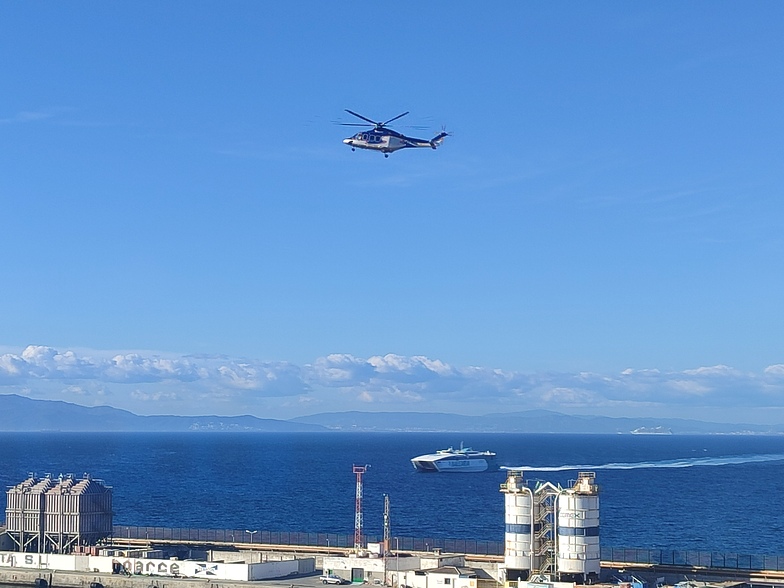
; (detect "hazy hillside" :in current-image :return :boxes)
[0,394,327,432]
[3,394,782,434]
[292,409,784,434]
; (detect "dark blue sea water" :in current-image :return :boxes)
[3,433,784,556]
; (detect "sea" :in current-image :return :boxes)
[2,432,784,557]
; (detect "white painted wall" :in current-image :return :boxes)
[89,555,251,580]
[248,559,300,580]
[391,569,479,588]
[0,552,84,571]
[0,550,311,581]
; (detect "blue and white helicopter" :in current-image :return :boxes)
[341,109,448,158]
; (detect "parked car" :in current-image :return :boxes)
[320,575,348,585]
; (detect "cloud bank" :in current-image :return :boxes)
[1,346,784,422]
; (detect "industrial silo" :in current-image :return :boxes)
[5,475,54,552]
[500,470,534,581]
[556,472,600,583]
[43,474,113,553]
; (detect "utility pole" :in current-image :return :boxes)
[383,494,390,585]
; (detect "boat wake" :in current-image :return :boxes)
[502,452,784,471]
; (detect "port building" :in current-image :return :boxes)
[5,474,113,553]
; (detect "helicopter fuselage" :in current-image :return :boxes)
[341,109,447,157]
[343,129,434,155]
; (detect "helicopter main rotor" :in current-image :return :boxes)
[342,109,409,130]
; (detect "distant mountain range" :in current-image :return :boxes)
[2,394,782,434]
[0,394,326,432]
[291,410,784,434]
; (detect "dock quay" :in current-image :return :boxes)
[2,542,784,588]
[3,470,783,588]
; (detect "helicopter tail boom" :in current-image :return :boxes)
[429,131,448,149]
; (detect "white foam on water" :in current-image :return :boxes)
[501,452,784,471]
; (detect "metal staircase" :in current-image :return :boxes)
[533,483,560,577]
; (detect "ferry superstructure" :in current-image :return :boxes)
[411,444,498,473]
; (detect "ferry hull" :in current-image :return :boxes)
[411,448,498,473]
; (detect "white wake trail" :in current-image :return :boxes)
[502,453,784,472]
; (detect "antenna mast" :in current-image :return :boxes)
[383,493,390,551]
[353,465,368,552]
[383,493,390,584]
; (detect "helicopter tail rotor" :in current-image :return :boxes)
[429,127,450,149]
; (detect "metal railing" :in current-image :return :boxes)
[112,526,784,572]
[600,546,784,573]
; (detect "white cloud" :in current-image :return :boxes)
[309,353,382,385]
[62,385,84,395]
[18,346,100,379]
[0,346,307,405]
[130,389,181,402]
[304,355,784,413]
[0,110,55,124]
[368,354,454,378]
[665,379,712,396]
[540,386,599,406]
[764,365,784,378]
[2,345,784,419]
[683,364,741,377]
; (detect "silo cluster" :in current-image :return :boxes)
[5,474,113,553]
[500,471,599,584]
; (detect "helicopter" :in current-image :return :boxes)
[341,109,448,157]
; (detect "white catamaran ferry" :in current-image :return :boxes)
[411,443,498,473]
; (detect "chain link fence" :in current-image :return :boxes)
[113,526,784,572]
[600,546,784,572]
[113,525,504,555]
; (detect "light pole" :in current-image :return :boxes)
[245,530,257,544]
[395,538,399,583]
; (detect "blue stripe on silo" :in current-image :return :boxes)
[557,526,599,536]
[505,524,532,534]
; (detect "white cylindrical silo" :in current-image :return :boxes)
[500,471,533,580]
[556,472,600,582]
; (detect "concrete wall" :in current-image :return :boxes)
[210,550,263,564]
[0,552,88,572]
[421,556,466,570]
[0,550,314,582]
[391,570,479,588]
[245,557,313,580]
[464,560,500,582]
[0,566,256,588]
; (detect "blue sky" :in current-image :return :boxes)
[2,3,783,423]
